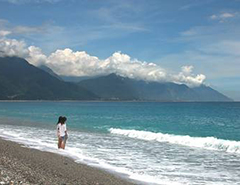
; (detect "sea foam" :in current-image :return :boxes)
[1,125,240,185]
[109,128,240,153]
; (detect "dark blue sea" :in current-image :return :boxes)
[0,102,240,185]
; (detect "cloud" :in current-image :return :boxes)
[0,17,146,53]
[13,25,47,35]
[210,12,236,22]
[0,38,29,57]
[0,19,52,36]
[0,38,47,66]
[27,46,47,66]
[176,66,205,86]
[180,29,198,36]
[180,0,215,11]
[45,48,168,81]
[179,19,240,43]
[181,65,193,74]
[45,48,205,86]
[210,15,218,20]
[88,3,148,33]
[0,37,206,87]
[200,40,240,56]
[159,47,240,81]
[0,30,11,37]
[220,13,235,19]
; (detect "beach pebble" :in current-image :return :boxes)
[0,139,134,185]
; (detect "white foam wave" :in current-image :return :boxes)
[0,126,173,185]
[109,128,240,153]
[2,125,240,185]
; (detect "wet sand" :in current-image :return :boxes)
[0,138,136,185]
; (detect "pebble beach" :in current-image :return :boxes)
[0,138,136,185]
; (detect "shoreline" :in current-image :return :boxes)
[0,138,136,185]
[0,100,236,103]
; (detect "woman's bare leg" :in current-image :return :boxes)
[61,140,65,149]
[62,143,65,149]
[62,137,67,149]
[58,137,62,149]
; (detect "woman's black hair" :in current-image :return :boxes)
[57,116,63,125]
[62,116,67,123]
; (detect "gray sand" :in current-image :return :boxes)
[0,138,137,185]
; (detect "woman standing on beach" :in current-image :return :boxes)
[56,116,62,149]
[57,116,68,149]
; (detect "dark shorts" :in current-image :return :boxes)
[61,136,65,140]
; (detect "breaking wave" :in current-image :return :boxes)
[109,128,240,153]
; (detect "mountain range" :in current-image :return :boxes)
[0,57,232,101]
[78,73,232,101]
[0,57,97,100]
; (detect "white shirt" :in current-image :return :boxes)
[57,123,67,137]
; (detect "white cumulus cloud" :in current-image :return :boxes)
[0,38,29,57]
[27,46,47,66]
[175,67,206,87]
[0,37,206,87]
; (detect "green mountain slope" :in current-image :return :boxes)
[0,57,98,100]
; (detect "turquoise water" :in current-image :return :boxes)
[0,102,240,185]
[1,102,240,140]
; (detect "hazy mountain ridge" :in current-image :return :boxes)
[0,57,232,101]
[78,73,232,102]
[39,65,63,81]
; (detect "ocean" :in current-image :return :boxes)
[0,102,240,185]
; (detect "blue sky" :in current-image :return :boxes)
[0,0,240,100]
